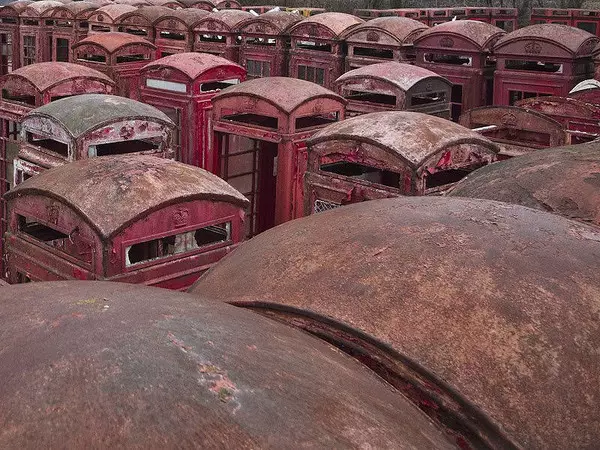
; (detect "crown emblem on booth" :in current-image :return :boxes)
[524,41,542,54]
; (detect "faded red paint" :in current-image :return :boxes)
[5,155,248,289]
[0,1,31,75]
[192,10,253,63]
[153,9,209,57]
[47,2,99,63]
[116,6,173,44]
[19,1,63,67]
[138,52,246,167]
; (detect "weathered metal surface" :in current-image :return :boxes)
[289,12,364,39]
[112,0,151,6]
[448,141,600,226]
[194,9,253,30]
[26,94,172,139]
[178,0,215,10]
[153,7,209,55]
[20,1,63,17]
[74,31,156,55]
[88,3,136,26]
[415,20,505,51]
[0,280,458,448]
[7,153,248,236]
[213,76,345,115]
[239,10,301,34]
[48,1,97,19]
[308,111,498,169]
[142,51,243,82]
[344,16,428,46]
[117,6,172,41]
[190,195,600,449]
[146,0,183,8]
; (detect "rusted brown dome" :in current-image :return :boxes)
[190,196,600,449]
[0,281,456,449]
[448,142,600,226]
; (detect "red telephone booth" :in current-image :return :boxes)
[572,9,600,36]
[288,13,364,90]
[241,5,277,14]
[139,52,245,167]
[116,6,172,43]
[238,11,302,79]
[530,8,571,26]
[303,111,498,212]
[19,1,63,67]
[343,17,428,70]
[5,155,248,289]
[193,10,253,63]
[493,24,598,106]
[113,0,151,6]
[215,0,241,9]
[147,0,184,8]
[13,93,174,183]
[48,2,99,63]
[210,77,346,236]
[178,0,216,10]
[87,4,137,34]
[414,20,506,121]
[459,105,569,158]
[72,32,157,96]
[0,1,32,75]
[335,62,451,118]
[490,8,517,32]
[153,9,208,57]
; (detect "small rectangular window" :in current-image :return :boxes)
[88,137,161,157]
[0,32,13,74]
[125,221,231,267]
[78,53,106,63]
[345,90,397,106]
[200,78,240,92]
[296,112,338,130]
[246,59,271,78]
[116,54,149,64]
[199,34,225,43]
[222,113,278,129]
[23,35,36,66]
[56,38,69,62]
[145,78,187,93]
[159,31,185,41]
[91,24,110,32]
[353,47,394,59]
[245,37,276,46]
[320,161,401,189]
[296,40,332,52]
[424,53,472,66]
[505,59,563,73]
[297,65,325,86]
[19,215,68,242]
[26,132,69,158]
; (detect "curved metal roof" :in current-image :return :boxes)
[153,7,208,26]
[74,32,156,54]
[414,19,505,51]
[177,0,214,7]
[0,281,457,449]
[23,94,172,139]
[238,10,302,34]
[570,78,600,93]
[6,155,248,238]
[336,61,452,94]
[343,16,428,44]
[49,1,98,18]
[307,111,498,169]
[494,23,598,56]
[0,1,32,14]
[213,76,346,115]
[2,62,114,93]
[190,195,600,449]
[118,5,173,24]
[289,12,364,38]
[112,0,151,5]
[142,52,243,81]
[91,4,137,21]
[194,9,253,30]
[21,0,63,16]
[449,142,600,226]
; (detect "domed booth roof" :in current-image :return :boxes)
[212,76,346,115]
[237,10,302,35]
[307,111,498,170]
[0,1,33,15]
[414,20,505,51]
[20,0,63,17]
[493,23,599,58]
[48,1,98,19]
[342,16,428,45]
[190,195,600,449]
[73,31,157,54]
[89,3,137,22]
[153,7,209,27]
[0,281,457,448]
[6,154,247,239]
[448,142,600,226]
[193,9,253,32]
[288,12,364,39]
[141,52,243,82]
[2,62,114,94]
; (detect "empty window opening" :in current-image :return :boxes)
[298,65,325,85]
[56,38,69,62]
[2,89,35,106]
[17,272,31,283]
[79,21,89,29]
[505,60,563,73]
[578,21,598,34]
[91,24,111,32]
[199,34,225,43]
[89,138,161,157]
[246,37,276,46]
[160,30,185,40]
[0,32,13,74]
[451,84,463,121]
[56,20,72,28]
[353,46,394,59]
[424,53,472,66]
[1,18,17,24]
[320,161,400,189]
[26,132,69,158]
[296,40,331,52]
[22,35,35,66]
[23,20,39,26]
[508,90,551,106]
[345,90,397,105]
[19,215,68,242]
[411,91,447,106]
[78,53,106,63]
[296,112,338,130]
[116,53,150,63]
[160,51,174,57]
[146,78,187,93]
[494,20,514,32]
[126,222,231,266]
[247,59,270,78]
[118,26,148,37]
[425,168,470,190]
[222,113,278,129]
[481,127,551,147]
[200,78,239,91]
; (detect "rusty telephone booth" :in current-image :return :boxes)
[87,4,137,34]
[48,2,99,63]
[210,77,346,236]
[138,52,246,167]
[288,13,364,90]
[335,62,451,118]
[19,1,63,67]
[5,155,248,289]
[13,93,173,183]
[153,8,208,57]
[414,20,506,121]
[491,8,517,32]
[116,6,172,43]
[147,0,184,8]
[238,11,302,79]
[72,32,157,97]
[343,17,428,70]
[192,9,253,63]
[178,0,216,10]
[303,111,498,214]
[0,1,32,75]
